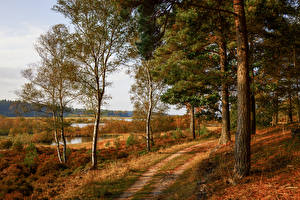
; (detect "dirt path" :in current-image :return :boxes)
[117,140,217,200]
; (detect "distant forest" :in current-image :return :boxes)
[0,100,132,117]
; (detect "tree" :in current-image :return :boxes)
[53,0,132,168]
[233,0,251,178]
[130,60,168,150]
[19,24,77,163]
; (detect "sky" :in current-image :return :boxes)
[0,0,185,115]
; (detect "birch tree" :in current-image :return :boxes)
[19,24,77,163]
[130,60,168,151]
[54,0,132,168]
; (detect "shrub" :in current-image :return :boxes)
[24,143,38,171]
[198,126,208,135]
[31,131,52,144]
[126,134,137,147]
[114,137,121,150]
[12,140,23,151]
[36,159,67,176]
[171,128,185,139]
[105,141,111,148]
[0,139,13,149]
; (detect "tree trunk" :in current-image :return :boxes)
[190,105,195,139]
[146,66,153,152]
[250,79,256,134]
[53,112,62,163]
[60,109,67,163]
[233,0,251,178]
[92,72,102,169]
[218,36,231,145]
[288,92,293,123]
[293,46,300,122]
[249,38,256,135]
[272,92,279,126]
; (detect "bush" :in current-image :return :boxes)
[12,140,23,151]
[198,126,208,136]
[0,139,13,149]
[24,143,38,171]
[171,128,185,139]
[126,134,137,147]
[36,159,67,176]
[114,137,121,150]
[31,131,52,144]
[105,141,111,148]
[0,129,9,136]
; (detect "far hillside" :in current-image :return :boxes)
[0,100,133,118]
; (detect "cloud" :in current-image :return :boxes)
[0,24,46,69]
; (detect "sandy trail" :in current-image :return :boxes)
[117,140,217,200]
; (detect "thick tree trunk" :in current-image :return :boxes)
[52,112,62,163]
[146,66,153,152]
[190,105,195,139]
[233,0,251,178]
[218,37,231,145]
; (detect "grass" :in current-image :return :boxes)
[56,140,202,199]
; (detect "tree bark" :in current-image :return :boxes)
[60,109,67,163]
[293,46,300,122]
[250,73,256,135]
[146,66,153,152]
[288,92,293,123]
[218,36,231,145]
[249,39,256,135]
[190,105,196,139]
[92,71,102,169]
[272,92,279,126]
[52,112,62,163]
[233,0,251,178]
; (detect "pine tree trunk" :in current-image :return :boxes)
[233,0,251,178]
[272,92,279,126]
[293,46,300,122]
[218,37,231,145]
[249,39,256,135]
[190,105,195,139]
[288,93,293,123]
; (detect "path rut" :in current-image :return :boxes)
[117,140,216,200]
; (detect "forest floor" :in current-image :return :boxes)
[112,124,300,200]
[1,124,299,199]
[153,124,300,200]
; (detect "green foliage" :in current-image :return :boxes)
[126,134,137,147]
[24,143,38,170]
[171,128,185,139]
[114,137,121,150]
[198,126,208,136]
[105,141,111,148]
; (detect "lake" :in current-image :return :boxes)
[51,134,119,145]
